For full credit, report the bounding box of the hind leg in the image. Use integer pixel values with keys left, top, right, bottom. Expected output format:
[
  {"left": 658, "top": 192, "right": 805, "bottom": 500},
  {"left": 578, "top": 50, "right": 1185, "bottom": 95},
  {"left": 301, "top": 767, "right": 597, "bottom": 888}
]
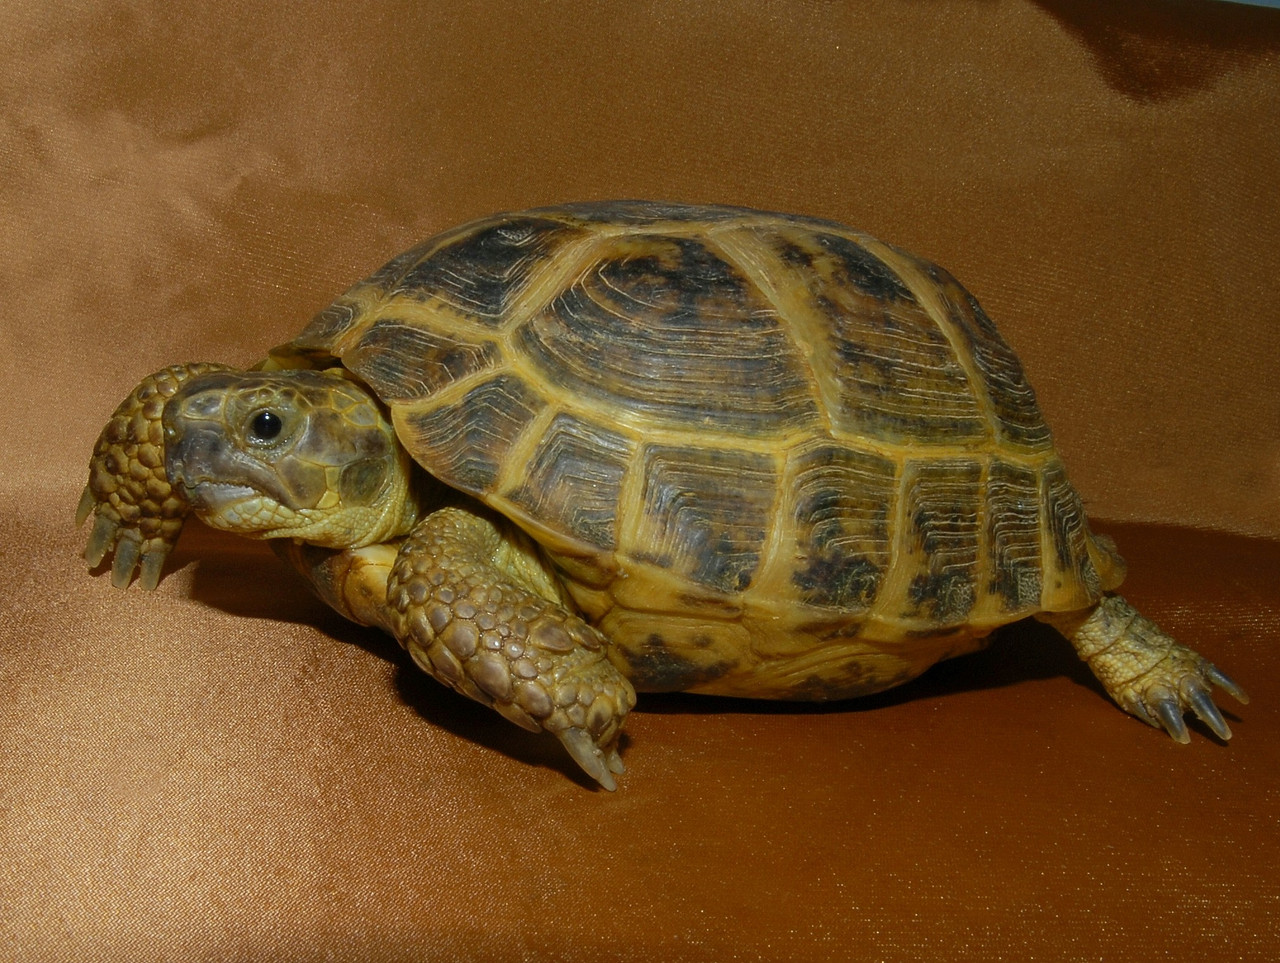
[{"left": 1041, "top": 594, "right": 1248, "bottom": 742}]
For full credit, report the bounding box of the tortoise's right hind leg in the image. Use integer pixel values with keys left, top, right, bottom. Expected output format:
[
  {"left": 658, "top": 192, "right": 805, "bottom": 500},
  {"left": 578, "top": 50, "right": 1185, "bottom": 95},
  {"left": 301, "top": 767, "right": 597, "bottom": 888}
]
[{"left": 386, "top": 506, "right": 636, "bottom": 789}]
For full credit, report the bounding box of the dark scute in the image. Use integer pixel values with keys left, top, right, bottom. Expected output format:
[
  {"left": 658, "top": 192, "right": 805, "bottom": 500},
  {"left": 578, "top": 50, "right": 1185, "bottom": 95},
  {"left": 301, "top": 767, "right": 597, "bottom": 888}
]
[
  {"left": 908, "top": 571, "right": 977, "bottom": 623},
  {"left": 638, "top": 445, "right": 777, "bottom": 595},
  {"left": 786, "top": 659, "right": 918, "bottom": 702},
  {"left": 288, "top": 298, "right": 361, "bottom": 354},
  {"left": 985, "top": 460, "right": 1044, "bottom": 611},
  {"left": 789, "top": 445, "right": 896, "bottom": 612},
  {"left": 774, "top": 238, "right": 819, "bottom": 275},
  {"left": 901, "top": 460, "right": 983, "bottom": 622},
  {"left": 756, "top": 228, "right": 986, "bottom": 443},
  {"left": 927, "top": 264, "right": 1052, "bottom": 450},
  {"left": 392, "top": 217, "right": 575, "bottom": 325},
  {"left": 792, "top": 553, "right": 882, "bottom": 611},
  {"left": 517, "top": 234, "right": 816, "bottom": 433},
  {"left": 509, "top": 413, "right": 632, "bottom": 550},
  {"left": 621, "top": 634, "right": 736, "bottom": 692},
  {"left": 347, "top": 319, "right": 499, "bottom": 404},
  {"left": 1044, "top": 464, "right": 1101, "bottom": 595},
  {"left": 812, "top": 232, "right": 915, "bottom": 303},
  {"left": 401, "top": 375, "right": 545, "bottom": 494}
]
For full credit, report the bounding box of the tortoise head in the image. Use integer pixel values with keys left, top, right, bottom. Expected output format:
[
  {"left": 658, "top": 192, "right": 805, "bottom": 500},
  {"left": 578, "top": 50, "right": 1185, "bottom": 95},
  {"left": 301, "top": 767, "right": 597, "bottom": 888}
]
[{"left": 162, "top": 369, "right": 420, "bottom": 548}]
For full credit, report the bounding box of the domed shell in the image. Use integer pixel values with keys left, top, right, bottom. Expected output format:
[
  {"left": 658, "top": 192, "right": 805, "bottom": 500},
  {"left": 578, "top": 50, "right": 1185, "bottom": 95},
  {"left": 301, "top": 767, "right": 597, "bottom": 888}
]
[{"left": 275, "top": 201, "right": 1123, "bottom": 646}]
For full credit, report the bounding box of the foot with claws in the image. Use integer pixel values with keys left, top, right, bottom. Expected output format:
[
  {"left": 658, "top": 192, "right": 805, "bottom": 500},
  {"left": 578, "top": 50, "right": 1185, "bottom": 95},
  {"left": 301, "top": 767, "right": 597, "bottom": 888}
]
[
  {"left": 78, "top": 363, "right": 230, "bottom": 589},
  {"left": 1043, "top": 594, "right": 1250, "bottom": 743},
  {"left": 386, "top": 507, "right": 635, "bottom": 790}
]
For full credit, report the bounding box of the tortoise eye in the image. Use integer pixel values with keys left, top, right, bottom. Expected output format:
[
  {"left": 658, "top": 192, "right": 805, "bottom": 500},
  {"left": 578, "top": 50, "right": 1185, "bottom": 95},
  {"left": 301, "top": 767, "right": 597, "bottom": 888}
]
[{"left": 248, "top": 410, "right": 284, "bottom": 442}]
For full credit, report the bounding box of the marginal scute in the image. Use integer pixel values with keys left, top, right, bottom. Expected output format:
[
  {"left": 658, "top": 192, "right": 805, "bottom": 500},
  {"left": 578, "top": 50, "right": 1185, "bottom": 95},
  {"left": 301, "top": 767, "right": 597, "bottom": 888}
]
[
  {"left": 595, "top": 615, "right": 747, "bottom": 692},
  {"left": 1043, "top": 463, "right": 1101, "bottom": 602},
  {"left": 985, "top": 459, "right": 1045, "bottom": 611},
  {"left": 620, "top": 635, "right": 736, "bottom": 691}
]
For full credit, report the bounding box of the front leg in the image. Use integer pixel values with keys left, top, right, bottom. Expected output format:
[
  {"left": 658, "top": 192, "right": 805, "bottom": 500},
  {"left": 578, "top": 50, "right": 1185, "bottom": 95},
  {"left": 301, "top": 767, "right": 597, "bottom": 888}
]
[
  {"left": 78, "top": 363, "right": 232, "bottom": 589},
  {"left": 387, "top": 506, "right": 636, "bottom": 790}
]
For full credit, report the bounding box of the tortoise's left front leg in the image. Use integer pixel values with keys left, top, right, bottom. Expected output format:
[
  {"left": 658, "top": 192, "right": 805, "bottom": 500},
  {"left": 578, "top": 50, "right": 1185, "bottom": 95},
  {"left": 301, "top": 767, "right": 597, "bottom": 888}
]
[
  {"left": 385, "top": 506, "right": 636, "bottom": 789},
  {"left": 276, "top": 519, "right": 634, "bottom": 790}
]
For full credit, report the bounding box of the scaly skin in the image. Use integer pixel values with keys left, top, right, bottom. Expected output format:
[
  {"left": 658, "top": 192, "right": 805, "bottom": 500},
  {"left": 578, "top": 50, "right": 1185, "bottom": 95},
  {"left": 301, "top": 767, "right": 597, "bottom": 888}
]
[
  {"left": 273, "top": 509, "right": 637, "bottom": 789},
  {"left": 1040, "top": 595, "right": 1249, "bottom": 741},
  {"left": 386, "top": 507, "right": 635, "bottom": 790},
  {"left": 78, "top": 363, "right": 231, "bottom": 589}
]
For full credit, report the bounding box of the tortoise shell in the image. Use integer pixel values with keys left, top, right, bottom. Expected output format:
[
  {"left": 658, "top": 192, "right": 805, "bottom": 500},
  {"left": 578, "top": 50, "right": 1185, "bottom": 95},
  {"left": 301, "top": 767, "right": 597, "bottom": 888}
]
[{"left": 271, "top": 201, "right": 1124, "bottom": 699}]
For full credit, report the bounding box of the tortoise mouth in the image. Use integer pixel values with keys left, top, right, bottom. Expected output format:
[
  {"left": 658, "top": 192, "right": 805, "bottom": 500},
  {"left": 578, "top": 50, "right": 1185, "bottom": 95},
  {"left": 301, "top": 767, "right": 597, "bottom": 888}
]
[
  {"left": 176, "top": 479, "right": 259, "bottom": 514},
  {"left": 172, "top": 477, "right": 298, "bottom": 535},
  {"left": 164, "top": 417, "right": 297, "bottom": 516}
]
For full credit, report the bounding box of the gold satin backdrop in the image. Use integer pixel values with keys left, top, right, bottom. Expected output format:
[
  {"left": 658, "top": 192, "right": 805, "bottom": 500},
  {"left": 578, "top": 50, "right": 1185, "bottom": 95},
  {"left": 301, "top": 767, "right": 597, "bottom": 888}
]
[{"left": 2, "top": 1, "right": 1277, "bottom": 960}]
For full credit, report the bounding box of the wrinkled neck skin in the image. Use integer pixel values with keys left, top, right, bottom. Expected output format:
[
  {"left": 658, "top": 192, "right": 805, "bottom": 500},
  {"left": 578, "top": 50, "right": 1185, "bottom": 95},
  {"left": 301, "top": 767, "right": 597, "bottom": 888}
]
[{"left": 162, "top": 368, "right": 426, "bottom": 550}]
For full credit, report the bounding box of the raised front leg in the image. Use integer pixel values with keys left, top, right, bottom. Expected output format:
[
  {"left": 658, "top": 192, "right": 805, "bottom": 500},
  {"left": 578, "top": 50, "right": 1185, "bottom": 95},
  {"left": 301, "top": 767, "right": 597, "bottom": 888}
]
[
  {"left": 387, "top": 507, "right": 636, "bottom": 789},
  {"left": 78, "top": 363, "right": 231, "bottom": 589},
  {"left": 1043, "top": 594, "right": 1249, "bottom": 742}
]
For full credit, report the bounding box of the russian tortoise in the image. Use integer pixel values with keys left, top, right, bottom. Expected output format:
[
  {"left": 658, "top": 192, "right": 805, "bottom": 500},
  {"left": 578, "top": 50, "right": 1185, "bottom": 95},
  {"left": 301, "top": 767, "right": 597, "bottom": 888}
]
[{"left": 79, "top": 201, "right": 1248, "bottom": 789}]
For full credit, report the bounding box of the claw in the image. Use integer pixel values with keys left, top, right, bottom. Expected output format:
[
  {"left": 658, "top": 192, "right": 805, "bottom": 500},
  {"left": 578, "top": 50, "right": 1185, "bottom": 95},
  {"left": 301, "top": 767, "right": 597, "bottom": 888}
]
[
  {"left": 109, "top": 535, "right": 142, "bottom": 589},
  {"left": 84, "top": 511, "right": 119, "bottom": 568},
  {"left": 75, "top": 486, "right": 96, "bottom": 528},
  {"left": 559, "top": 727, "right": 618, "bottom": 791},
  {"left": 1187, "top": 685, "right": 1233, "bottom": 741},
  {"left": 1205, "top": 664, "right": 1249, "bottom": 705},
  {"left": 137, "top": 547, "right": 169, "bottom": 592},
  {"left": 1153, "top": 695, "right": 1191, "bottom": 745}
]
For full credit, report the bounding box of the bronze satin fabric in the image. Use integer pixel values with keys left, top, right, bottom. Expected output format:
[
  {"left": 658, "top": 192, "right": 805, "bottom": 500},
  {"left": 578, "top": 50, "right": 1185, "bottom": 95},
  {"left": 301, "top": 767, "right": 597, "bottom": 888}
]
[{"left": 2, "top": 1, "right": 1278, "bottom": 960}]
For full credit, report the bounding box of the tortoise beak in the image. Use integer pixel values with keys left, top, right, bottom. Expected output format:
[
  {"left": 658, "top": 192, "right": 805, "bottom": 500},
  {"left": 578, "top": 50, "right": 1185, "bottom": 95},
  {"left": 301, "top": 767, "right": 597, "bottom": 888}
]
[{"left": 164, "top": 425, "right": 252, "bottom": 511}]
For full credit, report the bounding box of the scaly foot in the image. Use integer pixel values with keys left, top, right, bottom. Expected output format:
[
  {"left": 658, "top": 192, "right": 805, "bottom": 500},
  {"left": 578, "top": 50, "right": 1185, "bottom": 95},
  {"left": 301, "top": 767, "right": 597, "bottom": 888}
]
[
  {"left": 387, "top": 507, "right": 636, "bottom": 789},
  {"left": 1047, "top": 594, "right": 1249, "bottom": 742},
  {"left": 78, "top": 363, "right": 230, "bottom": 588}
]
